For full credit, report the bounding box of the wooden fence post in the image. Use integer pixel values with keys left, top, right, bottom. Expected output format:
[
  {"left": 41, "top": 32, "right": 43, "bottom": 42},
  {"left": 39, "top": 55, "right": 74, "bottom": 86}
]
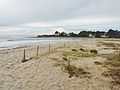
[
  {"left": 64, "top": 43, "right": 65, "bottom": 47},
  {"left": 22, "top": 49, "right": 27, "bottom": 62},
  {"left": 68, "top": 58, "right": 71, "bottom": 78},
  {"left": 49, "top": 44, "right": 50, "bottom": 51},
  {"left": 36, "top": 45, "right": 39, "bottom": 58},
  {"left": 76, "top": 41, "right": 78, "bottom": 46},
  {"left": 118, "top": 48, "right": 120, "bottom": 59}
]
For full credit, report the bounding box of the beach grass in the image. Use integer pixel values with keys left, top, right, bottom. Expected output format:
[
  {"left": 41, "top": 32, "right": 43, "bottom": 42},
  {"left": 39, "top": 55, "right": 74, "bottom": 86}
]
[
  {"left": 51, "top": 46, "right": 95, "bottom": 78},
  {"left": 53, "top": 56, "right": 90, "bottom": 78},
  {"left": 98, "top": 41, "right": 120, "bottom": 48},
  {"left": 102, "top": 52, "right": 120, "bottom": 85}
]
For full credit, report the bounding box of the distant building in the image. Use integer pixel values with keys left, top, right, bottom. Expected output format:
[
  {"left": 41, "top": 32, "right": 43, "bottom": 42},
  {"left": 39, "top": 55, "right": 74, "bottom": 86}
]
[
  {"left": 101, "top": 33, "right": 108, "bottom": 38},
  {"left": 89, "top": 33, "right": 95, "bottom": 38}
]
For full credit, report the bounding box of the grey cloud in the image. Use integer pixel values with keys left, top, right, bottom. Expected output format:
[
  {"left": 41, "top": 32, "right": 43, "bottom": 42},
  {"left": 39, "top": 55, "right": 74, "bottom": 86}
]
[{"left": 0, "top": 0, "right": 120, "bottom": 26}]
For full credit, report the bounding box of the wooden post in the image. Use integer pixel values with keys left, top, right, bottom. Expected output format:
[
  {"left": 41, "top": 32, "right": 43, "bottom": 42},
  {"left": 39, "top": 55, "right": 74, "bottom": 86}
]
[
  {"left": 68, "top": 58, "right": 71, "bottom": 78},
  {"left": 118, "top": 48, "right": 120, "bottom": 59},
  {"left": 22, "top": 49, "right": 27, "bottom": 62},
  {"left": 36, "top": 46, "right": 39, "bottom": 58},
  {"left": 49, "top": 44, "right": 50, "bottom": 51},
  {"left": 64, "top": 43, "right": 65, "bottom": 47},
  {"left": 76, "top": 41, "right": 78, "bottom": 46}
]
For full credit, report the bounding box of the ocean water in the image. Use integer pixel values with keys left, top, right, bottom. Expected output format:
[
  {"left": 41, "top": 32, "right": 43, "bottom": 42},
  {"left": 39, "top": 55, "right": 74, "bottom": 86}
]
[{"left": 0, "top": 35, "right": 76, "bottom": 49}]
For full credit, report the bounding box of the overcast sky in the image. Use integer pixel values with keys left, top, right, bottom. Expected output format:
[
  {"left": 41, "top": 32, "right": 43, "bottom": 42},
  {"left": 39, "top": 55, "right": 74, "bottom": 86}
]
[{"left": 0, "top": 0, "right": 120, "bottom": 35}]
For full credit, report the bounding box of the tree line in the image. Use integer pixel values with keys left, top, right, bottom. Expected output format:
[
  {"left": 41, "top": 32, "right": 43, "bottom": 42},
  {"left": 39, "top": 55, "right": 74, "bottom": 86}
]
[{"left": 37, "top": 29, "right": 120, "bottom": 38}]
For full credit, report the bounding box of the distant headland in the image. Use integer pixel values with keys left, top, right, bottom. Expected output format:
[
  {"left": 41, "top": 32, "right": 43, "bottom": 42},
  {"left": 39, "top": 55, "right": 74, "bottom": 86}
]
[{"left": 37, "top": 29, "right": 120, "bottom": 38}]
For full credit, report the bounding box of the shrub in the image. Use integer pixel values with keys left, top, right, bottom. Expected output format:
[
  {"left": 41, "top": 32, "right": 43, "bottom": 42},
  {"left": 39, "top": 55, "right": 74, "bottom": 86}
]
[{"left": 90, "top": 49, "right": 98, "bottom": 54}]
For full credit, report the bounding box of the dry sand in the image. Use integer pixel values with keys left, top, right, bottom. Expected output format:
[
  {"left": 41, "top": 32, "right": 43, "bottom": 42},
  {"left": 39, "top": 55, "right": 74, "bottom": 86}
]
[{"left": 0, "top": 38, "right": 119, "bottom": 90}]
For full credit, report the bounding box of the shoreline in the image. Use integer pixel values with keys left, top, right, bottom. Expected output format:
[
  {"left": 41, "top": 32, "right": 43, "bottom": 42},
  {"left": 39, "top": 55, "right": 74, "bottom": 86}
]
[
  {"left": 0, "top": 40, "right": 72, "bottom": 52},
  {"left": 0, "top": 37, "right": 82, "bottom": 51},
  {"left": 0, "top": 37, "right": 120, "bottom": 52}
]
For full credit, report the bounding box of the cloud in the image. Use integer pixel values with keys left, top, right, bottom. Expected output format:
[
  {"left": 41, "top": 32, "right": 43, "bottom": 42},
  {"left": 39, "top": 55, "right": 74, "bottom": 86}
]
[
  {"left": 0, "top": 0, "right": 120, "bottom": 27},
  {"left": 0, "top": 0, "right": 120, "bottom": 35}
]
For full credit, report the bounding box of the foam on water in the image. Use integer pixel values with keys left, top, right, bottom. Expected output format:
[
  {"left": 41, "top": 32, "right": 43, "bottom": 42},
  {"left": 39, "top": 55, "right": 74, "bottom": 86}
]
[{"left": 0, "top": 35, "right": 76, "bottom": 49}]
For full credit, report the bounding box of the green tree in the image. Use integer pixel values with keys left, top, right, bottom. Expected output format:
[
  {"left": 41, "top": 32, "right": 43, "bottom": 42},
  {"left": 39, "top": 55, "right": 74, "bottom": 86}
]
[{"left": 68, "top": 32, "right": 78, "bottom": 37}]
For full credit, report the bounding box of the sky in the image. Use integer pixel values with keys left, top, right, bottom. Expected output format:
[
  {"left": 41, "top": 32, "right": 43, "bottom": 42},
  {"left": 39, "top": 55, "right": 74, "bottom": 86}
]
[{"left": 0, "top": 0, "right": 120, "bottom": 35}]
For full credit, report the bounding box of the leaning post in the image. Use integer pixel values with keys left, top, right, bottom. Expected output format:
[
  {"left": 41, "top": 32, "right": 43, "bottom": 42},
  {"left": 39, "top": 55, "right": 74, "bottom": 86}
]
[
  {"left": 49, "top": 44, "right": 50, "bottom": 51},
  {"left": 64, "top": 43, "right": 65, "bottom": 47},
  {"left": 22, "top": 49, "right": 27, "bottom": 62},
  {"left": 36, "top": 45, "right": 39, "bottom": 58}
]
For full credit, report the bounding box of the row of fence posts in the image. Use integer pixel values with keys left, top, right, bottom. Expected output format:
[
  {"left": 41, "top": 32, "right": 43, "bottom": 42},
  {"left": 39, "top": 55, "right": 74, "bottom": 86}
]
[
  {"left": 21, "top": 41, "right": 79, "bottom": 62},
  {"left": 22, "top": 45, "right": 40, "bottom": 62},
  {"left": 22, "top": 43, "right": 67, "bottom": 62}
]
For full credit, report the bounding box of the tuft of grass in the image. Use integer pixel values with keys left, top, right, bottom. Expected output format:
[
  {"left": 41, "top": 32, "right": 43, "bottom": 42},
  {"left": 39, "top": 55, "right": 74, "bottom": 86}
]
[
  {"left": 75, "top": 52, "right": 97, "bottom": 57},
  {"left": 62, "top": 57, "right": 68, "bottom": 61},
  {"left": 54, "top": 57, "right": 90, "bottom": 78},
  {"left": 63, "top": 49, "right": 97, "bottom": 58},
  {"left": 90, "top": 49, "right": 98, "bottom": 54},
  {"left": 94, "top": 61, "right": 102, "bottom": 65},
  {"left": 54, "top": 61, "right": 66, "bottom": 67},
  {"left": 71, "top": 49, "right": 78, "bottom": 52},
  {"left": 102, "top": 69, "right": 120, "bottom": 85},
  {"left": 50, "top": 57, "right": 58, "bottom": 61},
  {"left": 79, "top": 48, "right": 89, "bottom": 52},
  {"left": 98, "top": 41, "right": 120, "bottom": 48},
  {"left": 102, "top": 52, "right": 120, "bottom": 86},
  {"left": 104, "top": 52, "right": 120, "bottom": 62},
  {"left": 62, "top": 51, "right": 74, "bottom": 57},
  {"left": 79, "top": 48, "right": 85, "bottom": 51},
  {"left": 64, "top": 64, "right": 90, "bottom": 78}
]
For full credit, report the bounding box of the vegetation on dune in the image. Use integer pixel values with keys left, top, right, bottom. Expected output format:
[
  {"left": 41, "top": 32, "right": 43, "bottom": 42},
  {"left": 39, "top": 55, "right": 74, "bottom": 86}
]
[
  {"left": 74, "top": 52, "right": 97, "bottom": 57},
  {"left": 54, "top": 57, "right": 90, "bottom": 78},
  {"left": 51, "top": 47, "right": 98, "bottom": 78},
  {"left": 79, "top": 48, "right": 86, "bottom": 51},
  {"left": 98, "top": 42, "right": 120, "bottom": 48},
  {"left": 62, "top": 48, "right": 98, "bottom": 57},
  {"left": 94, "top": 61, "right": 102, "bottom": 65},
  {"left": 102, "top": 51, "right": 120, "bottom": 86},
  {"left": 71, "top": 49, "right": 78, "bottom": 52},
  {"left": 90, "top": 49, "right": 98, "bottom": 54}
]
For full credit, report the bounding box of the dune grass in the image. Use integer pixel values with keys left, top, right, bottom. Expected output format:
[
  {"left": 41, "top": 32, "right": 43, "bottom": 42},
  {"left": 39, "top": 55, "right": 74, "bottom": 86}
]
[
  {"left": 54, "top": 57, "right": 90, "bottom": 78},
  {"left": 102, "top": 52, "right": 120, "bottom": 85},
  {"left": 62, "top": 47, "right": 98, "bottom": 58},
  {"left": 98, "top": 41, "right": 120, "bottom": 48},
  {"left": 94, "top": 61, "right": 102, "bottom": 65},
  {"left": 51, "top": 47, "right": 95, "bottom": 78}
]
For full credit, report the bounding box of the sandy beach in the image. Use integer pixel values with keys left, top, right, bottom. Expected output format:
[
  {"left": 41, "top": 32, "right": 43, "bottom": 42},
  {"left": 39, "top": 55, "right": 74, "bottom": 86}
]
[{"left": 0, "top": 38, "right": 120, "bottom": 90}]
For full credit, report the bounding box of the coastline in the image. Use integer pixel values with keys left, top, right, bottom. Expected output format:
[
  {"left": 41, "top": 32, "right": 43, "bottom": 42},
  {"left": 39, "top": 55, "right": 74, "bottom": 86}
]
[{"left": 0, "top": 37, "right": 82, "bottom": 51}]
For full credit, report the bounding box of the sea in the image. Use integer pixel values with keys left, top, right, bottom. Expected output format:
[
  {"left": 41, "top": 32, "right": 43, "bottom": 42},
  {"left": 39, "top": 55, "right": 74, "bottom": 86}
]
[{"left": 0, "top": 35, "right": 77, "bottom": 50}]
